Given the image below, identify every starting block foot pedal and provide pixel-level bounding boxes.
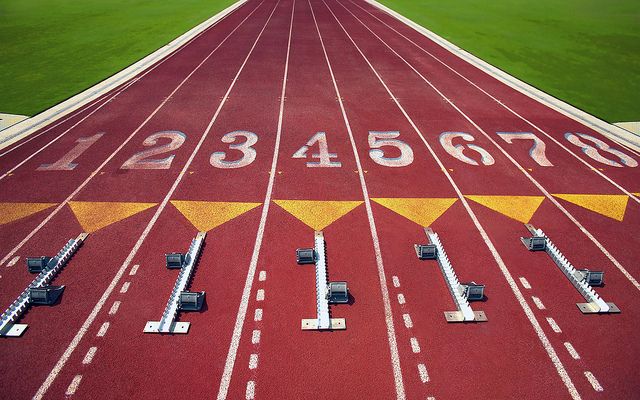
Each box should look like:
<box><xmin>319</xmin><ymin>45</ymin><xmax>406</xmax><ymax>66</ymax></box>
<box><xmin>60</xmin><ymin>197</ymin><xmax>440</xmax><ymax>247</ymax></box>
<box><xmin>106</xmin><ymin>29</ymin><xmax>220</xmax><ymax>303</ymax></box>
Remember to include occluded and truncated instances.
<box><xmin>29</xmin><ymin>285</ymin><xmax>65</xmax><ymax>305</ymax></box>
<box><xmin>444</xmin><ymin>310</ymin><xmax>487</xmax><ymax>323</ymax></box>
<box><xmin>0</xmin><ymin>323</ymin><xmax>28</xmax><ymax>337</ymax></box>
<box><xmin>143</xmin><ymin>321</ymin><xmax>190</xmax><ymax>334</ymax></box>
<box><xmin>301</xmin><ymin>318</ymin><xmax>346</xmax><ymax>330</ymax></box>
<box><xmin>577</xmin><ymin>302</ymin><xmax>621</xmax><ymax>314</ymax></box>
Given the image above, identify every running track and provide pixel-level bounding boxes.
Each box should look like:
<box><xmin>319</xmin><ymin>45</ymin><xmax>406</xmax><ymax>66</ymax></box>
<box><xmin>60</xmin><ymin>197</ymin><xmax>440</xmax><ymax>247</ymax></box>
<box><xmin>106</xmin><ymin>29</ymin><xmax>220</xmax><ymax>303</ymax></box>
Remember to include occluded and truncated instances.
<box><xmin>1</xmin><ymin>1</ymin><xmax>639</xmax><ymax>399</ymax></box>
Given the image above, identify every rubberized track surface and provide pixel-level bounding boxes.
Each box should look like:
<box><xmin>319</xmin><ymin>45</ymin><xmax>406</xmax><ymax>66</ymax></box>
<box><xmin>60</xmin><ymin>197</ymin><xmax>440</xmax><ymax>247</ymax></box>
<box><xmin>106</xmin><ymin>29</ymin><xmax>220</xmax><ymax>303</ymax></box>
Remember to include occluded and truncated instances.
<box><xmin>1</xmin><ymin>1</ymin><xmax>639</xmax><ymax>399</ymax></box>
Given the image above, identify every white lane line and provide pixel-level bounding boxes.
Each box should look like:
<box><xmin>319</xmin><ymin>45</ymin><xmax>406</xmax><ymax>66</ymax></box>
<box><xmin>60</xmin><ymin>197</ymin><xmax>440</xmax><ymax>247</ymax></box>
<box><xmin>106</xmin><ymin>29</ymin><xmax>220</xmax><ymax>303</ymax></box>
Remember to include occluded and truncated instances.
<box><xmin>532</xmin><ymin>296</ymin><xmax>546</xmax><ymax>310</ymax></box>
<box><xmin>584</xmin><ymin>371</ymin><xmax>603</xmax><ymax>392</ymax></box>
<box><xmin>258</xmin><ymin>270</ymin><xmax>266</xmax><ymax>281</ymax></box>
<box><xmin>33</xmin><ymin>5</ymin><xmax>275</xmax><ymax>400</ymax></box>
<box><xmin>410</xmin><ymin>337</ymin><xmax>421</xmax><ymax>353</ymax></box>
<box><xmin>256</xmin><ymin>289</ymin><xmax>265</xmax><ymax>301</ymax></box>
<box><xmin>108</xmin><ymin>301</ymin><xmax>121</xmax><ymax>316</ymax></box>
<box><xmin>249</xmin><ymin>353</ymin><xmax>259</xmax><ymax>370</ymax></box>
<box><xmin>346</xmin><ymin>0</ymin><xmax>640</xmax><ymax>205</ymax></box>
<box><xmin>251</xmin><ymin>330</ymin><xmax>261</xmax><ymax>345</ymax></box>
<box><xmin>216</xmin><ymin>3</ymin><xmax>295</xmax><ymax>399</ymax></box>
<box><xmin>0</xmin><ymin>0</ymin><xmax>266</xmax><ymax>267</ymax></box>
<box><xmin>397</xmin><ymin>293</ymin><xmax>405</xmax><ymax>305</ymax></box>
<box><xmin>129</xmin><ymin>264</ymin><xmax>139</xmax><ymax>276</ymax></box>
<box><xmin>6</xmin><ymin>255</ymin><xmax>20</xmax><ymax>267</ymax></box>
<box><xmin>82</xmin><ymin>347</ymin><xmax>97</xmax><ymax>365</ymax></box>
<box><xmin>564</xmin><ymin>342</ymin><xmax>580</xmax><ymax>360</ymax></box>
<box><xmin>519</xmin><ymin>277</ymin><xmax>531</xmax><ymax>289</ymax></box>
<box><xmin>417</xmin><ymin>363</ymin><xmax>429</xmax><ymax>383</ymax></box>
<box><xmin>320</xmin><ymin>3</ymin><xmax>580</xmax><ymax>399</ymax></box>
<box><xmin>392</xmin><ymin>276</ymin><xmax>400</xmax><ymax>288</ymax></box>
<box><xmin>402</xmin><ymin>314</ymin><xmax>413</xmax><ymax>329</ymax></box>
<box><xmin>310</xmin><ymin>2</ymin><xmax>405</xmax><ymax>398</ymax></box>
<box><xmin>254</xmin><ymin>309</ymin><xmax>263</xmax><ymax>322</ymax></box>
<box><xmin>96</xmin><ymin>322</ymin><xmax>110</xmax><ymax>337</ymax></box>
<box><xmin>246</xmin><ymin>381</ymin><xmax>256</xmax><ymax>400</ymax></box>
<box><xmin>65</xmin><ymin>375</ymin><xmax>82</xmax><ymax>396</ymax></box>
<box><xmin>119</xmin><ymin>282</ymin><xmax>130</xmax><ymax>294</ymax></box>
<box><xmin>546</xmin><ymin>317</ymin><xmax>562</xmax><ymax>333</ymax></box>
<box><xmin>335</xmin><ymin>0</ymin><xmax>638</xmax><ymax>293</ymax></box>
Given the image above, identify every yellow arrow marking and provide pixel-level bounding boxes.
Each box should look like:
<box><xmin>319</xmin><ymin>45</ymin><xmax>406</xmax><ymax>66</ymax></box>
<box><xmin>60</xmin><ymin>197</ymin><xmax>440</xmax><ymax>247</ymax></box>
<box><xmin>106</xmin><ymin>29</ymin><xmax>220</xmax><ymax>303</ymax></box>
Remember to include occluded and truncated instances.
<box><xmin>0</xmin><ymin>202</ymin><xmax>56</xmax><ymax>226</ymax></box>
<box><xmin>273</xmin><ymin>200</ymin><xmax>363</xmax><ymax>231</ymax></box>
<box><xmin>465</xmin><ymin>195</ymin><xmax>544</xmax><ymax>223</ymax></box>
<box><xmin>69</xmin><ymin>201</ymin><xmax>157</xmax><ymax>233</ymax></box>
<box><xmin>552</xmin><ymin>194</ymin><xmax>629</xmax><ymax>221</ymax></box>
<box><xmin>371</xmin><ymin>198</ymin><xmax>457</xmax><ymax>227</ymax></box>
<box><xmin>171</xmin><ymin>200</ymin><xmax>261</xmax><ymax>232</ymax></box>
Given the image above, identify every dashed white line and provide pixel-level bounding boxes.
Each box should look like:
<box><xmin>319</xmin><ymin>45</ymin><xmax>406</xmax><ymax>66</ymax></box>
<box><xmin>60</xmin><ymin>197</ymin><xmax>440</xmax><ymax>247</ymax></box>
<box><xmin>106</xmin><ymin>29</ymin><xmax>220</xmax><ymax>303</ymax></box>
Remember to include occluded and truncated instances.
<box><xmin>251</xmin><ymin>330</ymin><xmax>261</xmax><ymax>345</ymax></box>
<box><xmin>82</xmin><ymin>347</ymin><xmax>97</xmax><ymax>365</ymax></box>
<box><xmin>65</xmin><ymin>375</ymin><xmax>82</xmax><ymax>396</ymax></box>
<box><xmin>6</xmin><ymin>255</ymin><xmax>20</xmax><ymax>267</ymax></box>
<box><xmin>519</xmin><ymin>277</ymin><xmax>531</xmax><ymax>289</ymax></box>
<box><xmin>402</xmin><ymin>314</ymin><xmax>413</xmax><ymax>329</ymax></box>
<box><xmin>546</xmin><ymin>317</ymin><xmax>562</xmax><ymax>333</ymax></box>
<box><xmin>584</xmin><ymin>371</ymin><xmax>603</xmax><ymax>392</ymax></box>
<box><xmin>427</xmin><ymin>397</ymin><xmax>436</xmax><ymax>400</ymax></box>
<box><xmin>532</xmin><ymin>296</ymin><xmax>546</xmax><ymax>310</ymax></box>
<box><xmin>564</xmin><ymin>342</ymin><xmax>580</xmax><ymax>360</ymax></box>
<box><xmin>410</xmin><ymin>337</ymin><xmax>421</xmax><ymax>353</ymax></box>
<box><xmin>397</xmin><ymin>293</ymin><xmax>406</xmax><ymax>305</ymax></box>
<box><xmin>256</xmin><ymin>289</ymin><xmax>265</xmax><ymax>301</ymax></box>
<box><xmin>119</xmin><ymin>282</ymin><xmax>130</xmax><ymax>294</ymax></box>
<box><xmin>392</xmin><ymin>276</ymin><xmax>400</xmax><ymax>288</ymax></box>
<box><xmin>417</xmin><ymin>363</ymin><xmax>429</xmax><ymax>383</ymax></box>
<box><xmin>254</xmin><ymin>309</ymin><xmax>263</xmax><ymax>322</ymax></box>
<box><xmin>258</xmin><ymin>270</ymin><xmax>266</xmax><ymax>281</ymax></box>
<box><xmin>108</xmin><ymin>301</ymin><xmax>121</xmax><ymax>315</ymax></box>
<box><xmin>96</xmin><ymin>322</ymin><xmax>110</xmax><ymax>337</ymax></box>
<box><xmin>246</xmin><ymin>381</ymin><xmax>255</xmax><ymax>400</ymax></box>
<box><xmin>129</xmin><ymin>264</ymin><xmax>139</xmax><ymax>276</ymax></box>
<box><xmin>249</xmin><ymin>354</ymin><xmax>259</xmax><ymax>370</ymax></box>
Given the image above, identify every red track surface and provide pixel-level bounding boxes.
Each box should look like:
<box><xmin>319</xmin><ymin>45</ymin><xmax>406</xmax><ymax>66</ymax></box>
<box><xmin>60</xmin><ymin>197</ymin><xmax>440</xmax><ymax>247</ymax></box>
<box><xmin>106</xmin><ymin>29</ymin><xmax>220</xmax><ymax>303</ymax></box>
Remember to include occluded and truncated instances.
<box><xmin>1</xmin><ymin>1</ymin><xmax>639</xmax><ymax>399</ymax></box>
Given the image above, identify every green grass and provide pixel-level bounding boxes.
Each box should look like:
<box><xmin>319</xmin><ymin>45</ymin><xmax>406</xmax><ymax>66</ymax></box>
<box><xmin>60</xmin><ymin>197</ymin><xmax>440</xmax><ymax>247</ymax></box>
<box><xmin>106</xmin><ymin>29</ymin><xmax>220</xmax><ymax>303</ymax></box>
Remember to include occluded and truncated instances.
<box><xmin>0</xmin><ymin>0</ymin><xmax>235</xmax><ymax>116</ymax></box>
<box><xmin>378</xmin><ymin>0</ymin><xmax>640</xmax><ymax>123</ymax></box>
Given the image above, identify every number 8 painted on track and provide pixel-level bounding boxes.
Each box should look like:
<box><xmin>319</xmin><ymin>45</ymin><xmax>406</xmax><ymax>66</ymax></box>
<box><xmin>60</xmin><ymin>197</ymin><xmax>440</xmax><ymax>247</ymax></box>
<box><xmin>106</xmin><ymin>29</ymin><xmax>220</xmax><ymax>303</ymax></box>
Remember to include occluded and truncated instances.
<box><xmin>210</xmin><ymin>131</ymin><xmax>258</xmax><ymax>169</ymax></box>
<box><xmin>565</xmin><ymin>132</ymin><xmax>637</xmax><ymax>168</ymax></box>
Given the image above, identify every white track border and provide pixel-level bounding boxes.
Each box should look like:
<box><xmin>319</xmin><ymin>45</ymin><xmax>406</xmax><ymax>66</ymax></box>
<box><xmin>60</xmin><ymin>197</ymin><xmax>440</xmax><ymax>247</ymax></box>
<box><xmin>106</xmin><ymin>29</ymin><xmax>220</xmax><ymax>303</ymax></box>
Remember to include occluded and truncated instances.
<box><xmin>0</xmin><ymin>0</ymin><xmax>248</xmax><ymax>151</ymax></box>
<box><xmin>365</xmin><ymin>0</ymin><xmax>640</xmax><ymax>153</ymax></box>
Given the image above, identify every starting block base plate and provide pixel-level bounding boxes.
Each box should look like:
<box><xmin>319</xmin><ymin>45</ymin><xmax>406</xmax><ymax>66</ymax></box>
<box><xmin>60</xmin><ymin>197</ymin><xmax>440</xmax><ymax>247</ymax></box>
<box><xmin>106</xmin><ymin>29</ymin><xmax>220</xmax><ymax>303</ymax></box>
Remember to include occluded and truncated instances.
<box><xmin>0</xmin><ymin>323</ymin><xmax>28</xmax><ymax>337</ymax></box>
<box><xmin>301</xmin><ymin>318</ymin><xmax>346</xmax><ymax>330</ymax></box>
<box><xmin>444</xmin><ymin>311</ymin><xmax>487</xmax><ymax>323</ymax></box>
<box><xmin>144</xmin><ymin>321</ymin><xmax>190</xmax><ymax>334</ymax></box>
<box><xmin>577</xmin><ymin>302</ymin><xmax>620</xmax><ymax>314</ymax></box>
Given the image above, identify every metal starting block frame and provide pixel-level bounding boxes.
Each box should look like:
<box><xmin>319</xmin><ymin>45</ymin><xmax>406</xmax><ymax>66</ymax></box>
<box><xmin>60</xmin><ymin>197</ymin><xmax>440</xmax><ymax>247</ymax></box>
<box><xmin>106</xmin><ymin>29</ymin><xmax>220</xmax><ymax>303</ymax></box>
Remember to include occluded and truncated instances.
<box><xmin>521</xmin><ymin>224</ymin><xmax>619</xmax><ymax>314</ymax></box>
<box><xmin>417</xmin><ymin>227</ymin><xmax>487</xmax><ymax>323</ymax></box>
<box><xmin>297</xmin><ymin>231</ymin><xmax>346</xmax><ymax>330</ymax></box>
<box><xmin>144</xmin><ymin>232</ymin><xmax>206</xmax><ymax>334</ymax></box>
<box><xmin>0</xmin><ymin>233</ymin><xmax>88</xmax><ymax>337</ymax></box>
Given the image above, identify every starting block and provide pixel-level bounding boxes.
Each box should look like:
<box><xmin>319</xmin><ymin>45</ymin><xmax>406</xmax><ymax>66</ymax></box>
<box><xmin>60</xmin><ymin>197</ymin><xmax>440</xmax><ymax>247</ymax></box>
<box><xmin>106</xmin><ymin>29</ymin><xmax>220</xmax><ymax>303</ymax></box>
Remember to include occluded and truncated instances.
<box><xmin>521</xmin><ymin>224</ymin><xmax>618</xmax><ymax>314</ymax></box>
<box><xmin>297</xmin><ymin>231</ymin><xmax>347</xmax><ymax>330</ymax></box>
<box><xmin>0</xmin><ymin>233</ymin><xmax>88</xmax><ymax>337</ymax></box>
<box><xmin>144</xmin><ymin>232</ymin><xmax>207</xmax><ymax>334</ymax></box>
<box><xmin>416</xmin><ymin>227</ymin><xmax>487</xmax><ymax>323</ymax></box>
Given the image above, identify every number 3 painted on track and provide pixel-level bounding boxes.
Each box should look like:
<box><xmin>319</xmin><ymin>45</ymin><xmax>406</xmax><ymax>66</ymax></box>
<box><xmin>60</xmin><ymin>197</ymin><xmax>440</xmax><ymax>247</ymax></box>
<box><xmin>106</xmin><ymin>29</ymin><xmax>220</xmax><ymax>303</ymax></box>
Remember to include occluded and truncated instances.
<box><xmin>210</xmin><ymin>130</ymin><xmax>259</xmax><ymax>169</ymax></box>
<box><xmin>565</xmin><ymin>132</ymin><xmax>637</xmax><ymax>168</ymax></box>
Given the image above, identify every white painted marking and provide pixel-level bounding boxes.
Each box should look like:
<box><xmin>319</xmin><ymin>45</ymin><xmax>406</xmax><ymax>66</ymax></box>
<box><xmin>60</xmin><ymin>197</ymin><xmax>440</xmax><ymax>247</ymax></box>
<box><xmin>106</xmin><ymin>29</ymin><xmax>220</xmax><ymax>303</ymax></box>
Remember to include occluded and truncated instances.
<box><xmin>410</xmin><ymin>337</ymin><xmax>421</xmax><ymax>353</ymax></box>
<box><xmin>108</xmin><ymin>301</ymin><xmax>121</xmax><ymax>315</ymax></box>
<box><xmin>246</xmin><ymin>381</ymin><xmax>255</xmax><ymax>400</ymax></box>
<box><xmin>402</xmin><ymin>314</ymin><xmax>413</xmax><ymax>329</ymax></box>
<box><xmin>417</xmin><ymin>364</ymin><xmax>429</xmax><ymax>383</ymax></box>
<box><xmin>216</xmin><ymin>4</ymin><xmax>295</xmax><ymax>400</ymax></box>
<box><xmin>310</xmin><ymin>3</ymin><xmax>405</xmax><ymax>398</ymax></box>
<box><xmin>6</xmin><ymin>256</ymin><xmax>20</xmax><ymax>267</ymax></box>
<box><xmin>397</xmin><ymin>293</ymin><xmax>406</xmax><ymax>305</ymax></box>
<box><xmin>258</xmin><ymin>270</ymin><xmax>266</xmax><ymax>281</ymax></box>
<box><xmin>322</xmin><ymin>3</ymin><xmax>580</xmax><ymax>399</ymax></box>
<box><xmin>65</xmin><ymin>375</ymin><xmax>82</xmax><ymax>396</ymax></box>
<box><xmin>251</xmin><ymin>330</ymin><xmax>261</xmax><ymax>345</ymax></box>
<box><xmin>129</xmin><ymin>264</ymin><xmax>139</xmax><ymax>276</ymax></box>
<box><xmin>519</xmin><ymin>277</ymin><xmax>531</xmax><ymax>289</ymax></box>
<box><xmin>249</xmin><ymin>354</ymin><xmax>259</xmax><ymax>370</ymax></box>
<box><xmin>119</xmin><ymin>282</ymin><xmax>130</xmax><ymax>294</ymax></box>
<box><xmin>254</xmin><ymin>309</ymin><xmax>263</xmax><ymax>322</ymax></box>
<box><xmin>584</xmin><ymin>371</ymin><xmax>603</xmax><ymax>391</ymax></box>
<box><xmin>392</xmin><ymin>276</ymin><xmax>400</xmax><ymax>288</ymax></box>
<box><xmin>547</xmin><ymin>317</ymin><xmax>562</xmax><ymax>333</ymax></box>
<box><xmin>532</xmin><ymin>296</ymin><xmax>546</xmax><ymax>310</ymax></box>
<box><xmin>564</xmin><ymin>342</ymin><xmax>580</xmax><ymax>360</ymax></box>
<box><xmin>82</xmin><ymin>347</ymin><xmax>97</xmax><ymax>365</ymax></box>
<box><xmin>427</xmin><ymin>397</ymin><xmax>436</xmax><ymax>400</ymax></box>
<box><xmin>97</xmin><ymin>322</ymin><xmax>110</xmax><ymax>337</ymax></box>
<box><xmin>256</xmin><ymin>289</ymin><xmax>265</xmax><ymax>301</ymax></box>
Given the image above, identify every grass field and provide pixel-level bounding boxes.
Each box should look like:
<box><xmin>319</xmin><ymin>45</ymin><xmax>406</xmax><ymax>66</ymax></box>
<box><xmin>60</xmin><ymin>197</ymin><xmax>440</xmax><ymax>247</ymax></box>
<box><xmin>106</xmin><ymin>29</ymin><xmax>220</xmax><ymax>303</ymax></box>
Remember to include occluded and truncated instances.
<box><xmin>378</xmin><ymin>0</ymin><xmax>640</xmax><ymax>123</ymax></box>
<box><xmin>0</xmin><ymin>0</ymin><xmax>235</xmax><ymax>116</ymax></box>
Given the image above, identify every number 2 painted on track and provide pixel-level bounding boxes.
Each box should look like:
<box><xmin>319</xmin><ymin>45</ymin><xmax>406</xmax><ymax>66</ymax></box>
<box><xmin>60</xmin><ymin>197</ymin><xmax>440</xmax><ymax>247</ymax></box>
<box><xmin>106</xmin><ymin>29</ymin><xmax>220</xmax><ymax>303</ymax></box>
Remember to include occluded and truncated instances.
<box><xmin>121</xmin><ymin>131</ymin><xmax>186</xmax><ymax>170</ymax></box>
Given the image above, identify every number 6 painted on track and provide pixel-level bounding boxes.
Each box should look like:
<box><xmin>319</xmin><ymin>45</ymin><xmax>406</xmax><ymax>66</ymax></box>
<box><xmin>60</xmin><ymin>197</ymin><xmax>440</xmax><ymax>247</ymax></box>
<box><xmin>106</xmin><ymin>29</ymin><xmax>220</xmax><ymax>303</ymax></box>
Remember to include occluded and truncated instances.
<box><xmin>368</xmin><ymin>131</ymin><xmax>414</xmax><ymax>167</ymax></box>
<box><xmin>439</xmin><ymin>132</ymin><xmax>495</xmax><ymax>166</ymax></box>
<box><xmin>210</xmin><ymin>130</ymin><xmax>258</xmax><ymax>169</ymax></box>
<box><xmin>565</xmin><ymin>132</ymin><xmax>637</xmax><ymax>168</ymax></box>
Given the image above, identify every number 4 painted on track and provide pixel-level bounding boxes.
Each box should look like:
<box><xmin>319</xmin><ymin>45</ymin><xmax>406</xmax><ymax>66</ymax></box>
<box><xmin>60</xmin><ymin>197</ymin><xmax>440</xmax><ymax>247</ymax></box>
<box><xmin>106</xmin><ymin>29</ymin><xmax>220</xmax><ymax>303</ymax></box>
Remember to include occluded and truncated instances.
<box><xmin>293</xmin><ymin>132</ymin><xmax>341</xmax><ymax>167</ymax></box>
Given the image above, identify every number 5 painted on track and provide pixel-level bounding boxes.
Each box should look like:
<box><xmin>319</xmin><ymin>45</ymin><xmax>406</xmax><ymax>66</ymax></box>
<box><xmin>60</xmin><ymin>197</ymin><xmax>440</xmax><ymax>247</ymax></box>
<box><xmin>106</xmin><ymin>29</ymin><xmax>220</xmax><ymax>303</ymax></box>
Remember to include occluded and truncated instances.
<box><xmin>497</xmin><ymin>132</ymin><xmax>553</xmax><ymax>166</ymax></box>
<box><xmin>565</xmin><ymin>132</ymin><xmax>637</xmax><ymax>168</ymax></box>
<box><xmin>368</xmin><ymin>131</ymin><xmax>414</xmax><ymax>167</ymax></box>
<box><xmin>210</xmin><ymin>130</ymin><xmax>258</xmax><ymax>169</ymax></box>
